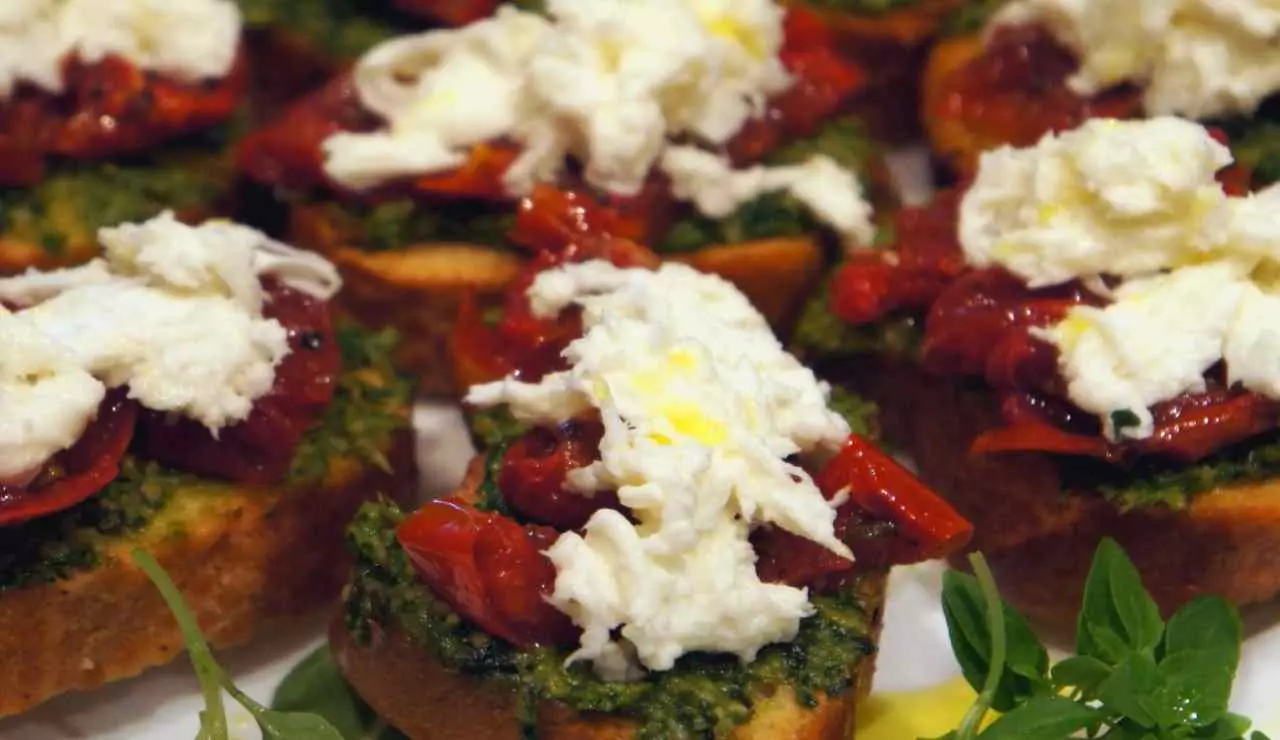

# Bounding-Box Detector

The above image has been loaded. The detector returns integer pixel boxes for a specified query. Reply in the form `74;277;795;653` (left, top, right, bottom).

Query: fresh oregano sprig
933;538;1272;740
131;549;345;740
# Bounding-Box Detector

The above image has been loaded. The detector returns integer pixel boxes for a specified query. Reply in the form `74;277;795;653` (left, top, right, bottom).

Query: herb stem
131;548;230;740
956;552;1006;740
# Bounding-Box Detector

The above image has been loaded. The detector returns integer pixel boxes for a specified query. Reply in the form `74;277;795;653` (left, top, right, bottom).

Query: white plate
5;150;1279;739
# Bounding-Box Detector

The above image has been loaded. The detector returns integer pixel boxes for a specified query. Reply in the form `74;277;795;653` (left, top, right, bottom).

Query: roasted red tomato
393;0;501;26
499;419;623;530
755;434;973;588
0;50;249;187
933;24;1141;154
398;497;578;647
727;5;868;164
830;188;968;325
0;391;139;526
134;281;340;484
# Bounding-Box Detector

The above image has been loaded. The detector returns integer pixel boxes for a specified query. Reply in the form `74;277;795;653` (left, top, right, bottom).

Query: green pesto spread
238;0;404;60
0;323;411;592
1225;120;1280;188
0;149;229;259
655;119;878;255
803;0;929;15
1060;431;1280;510
343;500;879;740
308;198;516;252
791;277;924;364
940;0;1008;35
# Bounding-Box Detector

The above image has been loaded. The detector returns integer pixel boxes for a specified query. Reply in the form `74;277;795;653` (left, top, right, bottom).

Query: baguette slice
297;211;827;396
845;356;1280;633
0;393;417;717
332;458;887;740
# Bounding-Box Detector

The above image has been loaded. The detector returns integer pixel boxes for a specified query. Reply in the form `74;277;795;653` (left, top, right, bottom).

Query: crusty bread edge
0;427;418;718
839;355;1280;632
331;456;886;740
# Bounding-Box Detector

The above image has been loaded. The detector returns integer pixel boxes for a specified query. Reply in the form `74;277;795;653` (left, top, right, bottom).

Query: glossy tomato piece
817;434;973;563
0;391;139;526
398;497;578;647
393;0;500;25
499;419;621;530
134;281;340;484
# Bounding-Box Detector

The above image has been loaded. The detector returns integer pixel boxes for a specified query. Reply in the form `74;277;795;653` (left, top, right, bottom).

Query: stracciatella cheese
324;0;797;197
660;146;877;248
467;261;851;680
993;0;1280;119
0;307;105;484
962;117;1280;440
959;117;1234;288
0;0;241;99
0;213;341;434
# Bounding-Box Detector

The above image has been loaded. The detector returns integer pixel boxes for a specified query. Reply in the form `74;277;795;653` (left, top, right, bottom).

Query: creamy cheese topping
994;0;1280;119
660;146;877;248
0;213;340;439
962;118;1280;440
466;260;851;679
0;0;241;99
324;0;799;198
0;307;105;484
959;117;1234;288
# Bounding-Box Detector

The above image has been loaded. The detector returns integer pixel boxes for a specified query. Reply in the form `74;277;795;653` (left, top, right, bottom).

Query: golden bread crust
289;199;828;396
0;428;417;718
845;357;1280;632
331;574;885;740
332;455;886;739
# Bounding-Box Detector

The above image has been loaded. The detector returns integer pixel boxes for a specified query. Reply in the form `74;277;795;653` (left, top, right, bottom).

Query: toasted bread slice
310;232;825;396
844;356;1280;633
921;33;988;178
0;326;417;718
0;431;416;718
331;458;887;740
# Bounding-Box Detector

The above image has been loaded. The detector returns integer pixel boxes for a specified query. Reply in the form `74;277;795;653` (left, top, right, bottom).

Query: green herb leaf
271;646;408;740
132;549;348;739
132;549;229;740
941;565;1048;713
934;539;1263;740
1077;538;1164;665
1050;655;1111;698
976;695;1104;739
949;554;1011;739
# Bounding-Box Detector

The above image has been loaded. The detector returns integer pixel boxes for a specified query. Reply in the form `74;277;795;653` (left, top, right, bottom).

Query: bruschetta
0;212;415;717
333;235;971;739
920;0;1280;182
236;1;892;394
0;1;250;272
796;116;1280;631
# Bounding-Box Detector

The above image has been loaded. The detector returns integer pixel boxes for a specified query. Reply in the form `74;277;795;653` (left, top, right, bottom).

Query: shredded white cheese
0;213;341;442
962;118;1280;440
993;0;1280;119
0;0;241;99
660;146;877;248
0;306;105;484
466;260;851;679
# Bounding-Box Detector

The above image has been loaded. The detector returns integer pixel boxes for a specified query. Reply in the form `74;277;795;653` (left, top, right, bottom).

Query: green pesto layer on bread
792;276;1280;510
344;499;880;740
0;325;411;592
293;117;877;258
